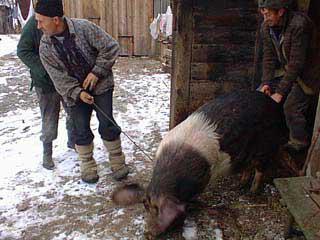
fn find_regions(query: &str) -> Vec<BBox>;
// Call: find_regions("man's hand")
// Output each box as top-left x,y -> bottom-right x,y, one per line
83,72 -> 98,91
259,84 -> 272,96
271,93 -> 283,103
80,91 -> 94,104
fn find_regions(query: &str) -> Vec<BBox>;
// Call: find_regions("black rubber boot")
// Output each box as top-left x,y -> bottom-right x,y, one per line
43,142 -> 54,170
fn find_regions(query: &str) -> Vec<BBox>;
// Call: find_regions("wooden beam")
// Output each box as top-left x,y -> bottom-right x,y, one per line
170,0 -> 193,128
274,177 -> 320,240
307,95 -> 320,177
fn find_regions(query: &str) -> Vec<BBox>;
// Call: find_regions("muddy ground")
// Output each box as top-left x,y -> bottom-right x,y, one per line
0,52 -> 305,240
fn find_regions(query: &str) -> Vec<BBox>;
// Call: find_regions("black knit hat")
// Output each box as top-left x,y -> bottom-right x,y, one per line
35,0 -> 64,17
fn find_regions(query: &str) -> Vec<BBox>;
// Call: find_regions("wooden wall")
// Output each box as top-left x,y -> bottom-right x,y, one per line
307,0 -> 320,177
170,0 -> 258,127
63,0 -> 153,56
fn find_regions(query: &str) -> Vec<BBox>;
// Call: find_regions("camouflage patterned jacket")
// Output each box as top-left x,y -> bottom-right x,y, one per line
39,17 -> 120,106
261,11 -> 317,96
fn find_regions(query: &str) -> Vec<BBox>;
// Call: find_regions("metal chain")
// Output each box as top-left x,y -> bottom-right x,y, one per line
93,102 -> 154,162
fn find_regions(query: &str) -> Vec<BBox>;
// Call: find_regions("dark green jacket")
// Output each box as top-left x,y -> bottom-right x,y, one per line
17,15 -> 55,92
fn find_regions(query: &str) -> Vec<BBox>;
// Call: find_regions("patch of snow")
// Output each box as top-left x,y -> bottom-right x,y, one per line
182,218 -> 198,240
0,76 -> 7,85
0,34 -> 20,57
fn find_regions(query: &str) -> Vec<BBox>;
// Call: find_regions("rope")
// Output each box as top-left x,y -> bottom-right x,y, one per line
92,102 -> 154,162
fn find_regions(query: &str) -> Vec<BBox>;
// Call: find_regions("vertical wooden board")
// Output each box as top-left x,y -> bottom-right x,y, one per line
75,0 -> 83,18
99,0 -> 106,30
104,0 -> 114,37
118,36 -> 134,56
170,0 -> 193,127
127,0 -> 133,36
81,0 -> 100,25
133,0 -> 142,55
133,0 -> 152,55
112,0 -> 119,40
308,95 -> 320,177
119,0 -> 127,35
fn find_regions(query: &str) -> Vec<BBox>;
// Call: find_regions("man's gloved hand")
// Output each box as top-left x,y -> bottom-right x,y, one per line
259,84 -> 272,96
80,91 -> 94,105
271,93 -> 283,103
83,72 -> 98,91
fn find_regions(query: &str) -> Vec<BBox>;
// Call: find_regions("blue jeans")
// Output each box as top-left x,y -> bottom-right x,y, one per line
70,89 -> 121,145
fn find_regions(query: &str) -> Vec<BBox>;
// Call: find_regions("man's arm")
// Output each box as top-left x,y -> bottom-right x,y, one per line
83,20 -> 120,79
39,43 -> 83,104
261,24 -> 278,85
276,25 -> 310,96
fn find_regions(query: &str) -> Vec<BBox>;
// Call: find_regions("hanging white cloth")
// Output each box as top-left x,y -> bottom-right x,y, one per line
165,6 -> 173,37
17,0 -> 34,27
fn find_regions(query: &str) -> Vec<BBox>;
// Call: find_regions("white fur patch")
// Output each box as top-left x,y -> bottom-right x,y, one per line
156,112 -> 231,175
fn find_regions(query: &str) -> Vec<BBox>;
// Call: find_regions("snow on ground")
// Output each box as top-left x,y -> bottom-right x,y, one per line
0,35 -> 20,57
0,35 -> 171,239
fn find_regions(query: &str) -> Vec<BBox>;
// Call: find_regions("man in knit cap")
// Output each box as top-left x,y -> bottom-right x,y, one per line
35,0 -> 129,183
258,0 -> 319,155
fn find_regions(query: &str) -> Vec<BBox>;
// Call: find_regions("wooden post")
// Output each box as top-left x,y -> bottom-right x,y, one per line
306,0 -> 320,178
307,95 -> 320,177
170,0 -> 193,128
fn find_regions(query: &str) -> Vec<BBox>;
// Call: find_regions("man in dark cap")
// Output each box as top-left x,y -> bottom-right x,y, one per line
35,0 -> 130,183
257,0 -> 318,155
17,14 -> 76,170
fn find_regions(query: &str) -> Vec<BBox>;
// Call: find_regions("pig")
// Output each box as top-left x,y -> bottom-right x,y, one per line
112,90 -> 288,237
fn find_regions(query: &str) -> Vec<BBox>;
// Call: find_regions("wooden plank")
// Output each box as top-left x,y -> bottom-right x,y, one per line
194,26 -> 256,45
191,63 -> 250,81
307,95 -> 320,177
112,0 -> 119,40
192,44 -> 255,64
306,0 -> 320,177
81,0 -> 100,25
118,36 -> 133,56
99,0 -> 106,31
170,0 -> 193,128
127,0 -> 133,36
133,0 -> 152,55
104,0 -> 114,36
119,0 -> 127,36
193,0 -> 257,13
193,11 -> 257,29
274,177 -> 320,240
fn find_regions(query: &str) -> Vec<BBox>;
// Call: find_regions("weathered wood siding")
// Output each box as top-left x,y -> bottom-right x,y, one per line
307,0 -> 320,177
63,0 -> 153,56
170,0 -> 258,127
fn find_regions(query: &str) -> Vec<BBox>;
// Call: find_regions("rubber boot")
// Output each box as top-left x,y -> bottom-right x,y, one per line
42,142 -> 54,170
75,143 -> 99,183
103,138 -> 129,181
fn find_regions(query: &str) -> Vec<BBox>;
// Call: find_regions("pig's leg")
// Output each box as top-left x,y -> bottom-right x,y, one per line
240,168 -> 252,186
250,168 -> 263,193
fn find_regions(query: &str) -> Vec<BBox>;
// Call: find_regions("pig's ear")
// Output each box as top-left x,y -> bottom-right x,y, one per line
112,184 -> 145,206
157,196 -> 186,232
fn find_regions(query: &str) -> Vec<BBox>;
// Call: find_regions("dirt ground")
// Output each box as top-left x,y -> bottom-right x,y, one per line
0,53 -> 306,240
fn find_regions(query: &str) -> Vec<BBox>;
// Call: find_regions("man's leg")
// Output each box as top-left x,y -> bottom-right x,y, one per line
61,97 -> 76,149
283,84 -> 313,153
35,88 -> 60,170
94,89 -> 129,181
71,102 -> 99,183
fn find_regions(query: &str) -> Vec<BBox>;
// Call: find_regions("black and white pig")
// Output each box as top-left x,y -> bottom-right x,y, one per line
112,90 -> 287,237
